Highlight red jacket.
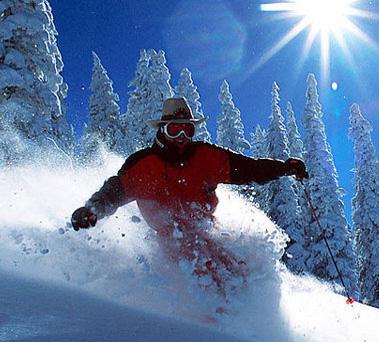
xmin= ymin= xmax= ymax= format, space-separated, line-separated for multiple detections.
xmin=86 ymin=141 xmax=288 ymax=237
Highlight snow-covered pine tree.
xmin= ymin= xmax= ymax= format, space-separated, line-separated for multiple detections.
xmin=286 ymin=101 xmax=303 ymax=159
xmin=81 ymin=52 xmax=123 ymax=162
xmin=302 ymin=73 xmax=357 ymax=294
xmin=249 ymin=125 xmax=269 ymax=212
xmin=44 ymin=1 xmax=75 ymax=159
xmin=0 ymin=115 xmax=25 ymax=166
xmin=251 ymin=125 xmax=267 ymax=158
xmin=0 ymin=0 xmax=75 ymax=164
xmin=217 ymin=80 xmax=250 ymax=153
xmin=123 ymin=49 xmax=174 ymax=153
xmin=144 ymin=49 xmax=174 ymax=146
xmin=349 ymin=103 xmax=379 ymax=307
xmin=286 ymin=101 xmax=311 ymax=246
xmin=121 ymin=49 xmax=151 ymax=155
xmin=49 ymin=69 xmax=76 ymax=161
xmin=266 ymin=82 xmax=289 ymax=162
xmin=265 ymin=82 xmax=306 ymax=273
xmin=175 ymin=68 xmax=211 ymax=142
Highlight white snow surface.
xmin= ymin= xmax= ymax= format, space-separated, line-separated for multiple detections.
xmin=0 ymin=152 xmax=378 ymax=341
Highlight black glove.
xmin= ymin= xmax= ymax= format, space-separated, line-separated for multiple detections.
xmin=71 ymin=207 xmax=97 ymax=231
xmin=284 ymin=158 xmax=309 ymax=181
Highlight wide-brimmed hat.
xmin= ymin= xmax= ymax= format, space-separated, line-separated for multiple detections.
xmin=147 ymin=97 xmax=207 ymax=128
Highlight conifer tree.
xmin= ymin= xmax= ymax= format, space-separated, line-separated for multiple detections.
xmin=266 ymin=83 xmax=289 ymax=161
xmin=250 ymin=125 xmax=269 ymax=211
xmin=175 ymin=68 xmax=211 ymax=142
xmin=265 ymin=82 xmax=306 ymax=273
xmin=302 ymin=74 xmax=357 ymax=293
xmin=0 ymin=0 xmax=74 ymax=164
xmin=286 ymin=101 xmax=303 ymax=159
xmin=0 ymin=116 xmax=25 ymax=165
xmin=144 ymin=49 xmax=174 ymax=146
xmin=217 ymin=80 xmax=250 ymax=153
xmin=123 ymin=49 xmax=174 ymax=152
xmin=122 ymin=49 xmax=151 ymax=154
xmin=81 ymin=52 xmax=123 ymax=161
xmin=286 ymin=101 xmax=310 ymax=233
xmin=349 ymin=103 xmax=379 ymax=307
xmin=44 ymin=0 xmax=75 ymax=157
xmin=251 ymin=125 xmax=267 ymax=158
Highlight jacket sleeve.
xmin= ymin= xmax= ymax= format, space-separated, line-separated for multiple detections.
xmin=84 ymin=148 xmax=151 ymax=219
xmin=85 ymin=175 xmax=129 ymax=220
xmin=228 ymin=150 xmax=289 ymax=185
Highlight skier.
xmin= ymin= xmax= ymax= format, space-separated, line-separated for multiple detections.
xmin=71 ymin=97 xmax=308 ymax=295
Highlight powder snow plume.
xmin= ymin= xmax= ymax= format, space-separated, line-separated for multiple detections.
xmin=0 ymin=153 xmax=378 ymax=341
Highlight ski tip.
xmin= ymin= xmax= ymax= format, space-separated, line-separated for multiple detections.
xmin=346 ymin=297 xmax=355 ymax=305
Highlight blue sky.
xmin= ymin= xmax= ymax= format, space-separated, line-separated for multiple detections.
xmin=49 ymin=0 xmax=379 ymax=220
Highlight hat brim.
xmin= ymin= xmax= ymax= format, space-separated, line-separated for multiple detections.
xmin=147 ymin=116 xmax=208 ymax=129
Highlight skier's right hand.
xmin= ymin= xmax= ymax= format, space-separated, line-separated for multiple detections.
xmin=284 ymin=158 xmax=309 ymax=181
xmin=71 ymin=207 xmax=97 ymax=231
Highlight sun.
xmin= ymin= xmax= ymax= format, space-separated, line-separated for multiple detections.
xmin=253 ymin=0 xmax=379 ymax=84
xmin=293 ymin=0 xmax=354 ymax=31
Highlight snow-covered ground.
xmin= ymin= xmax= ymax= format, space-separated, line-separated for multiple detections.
xmin=0 ymin=153 xmax=378 ymax=341
xmin=0 ymin=271 xmax=242 ymax=342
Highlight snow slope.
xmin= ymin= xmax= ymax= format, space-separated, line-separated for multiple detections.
xmin=0 ymin=153 xmax=378 ymax=341
xmin=0 ymin=271 xmax=241 ymax=342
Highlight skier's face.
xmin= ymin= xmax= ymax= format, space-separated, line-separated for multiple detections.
xmin=161 ymin=122 xmax=195 ymax=153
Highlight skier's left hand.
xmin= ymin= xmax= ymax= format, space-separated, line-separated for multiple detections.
xmin=71 ymin=207 xmax=97 ymax=231
xmin=284 ymin=158 xmax=309 ymax=181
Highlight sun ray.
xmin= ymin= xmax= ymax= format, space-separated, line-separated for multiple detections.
xmin=331 ymin=25 xmax=367 ymax=96
xmin=260 ymin=3 xmax=297 ymax=12
xmin=346 ymin=8 xmax=379 ymax=20
xmin=248 ymin=17 xmax=310 ymax=75
xmin=293 ymin=25 xmax=318 ymax=79
xmin=320 ymin=29 xmax=331 ymax=85
xmin=302 ymin=25 xmax=318 ymax=58
xmin=341 ymin=18 xmax=379 ymax=53
xmin=261 ymin=11 xmax=299 ymax=23
xmin=330 ymin=26 xmax=357 ymax=70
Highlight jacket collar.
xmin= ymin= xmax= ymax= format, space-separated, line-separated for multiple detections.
xmin=153 ymin=134 xmax=196 ymax=165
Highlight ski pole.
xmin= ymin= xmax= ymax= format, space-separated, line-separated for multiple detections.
xmin=299 ymin=180 xmax=355 ymax=305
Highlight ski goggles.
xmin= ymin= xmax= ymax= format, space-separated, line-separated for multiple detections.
xmin=161 ymin=122 xmax=195 ymax=139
